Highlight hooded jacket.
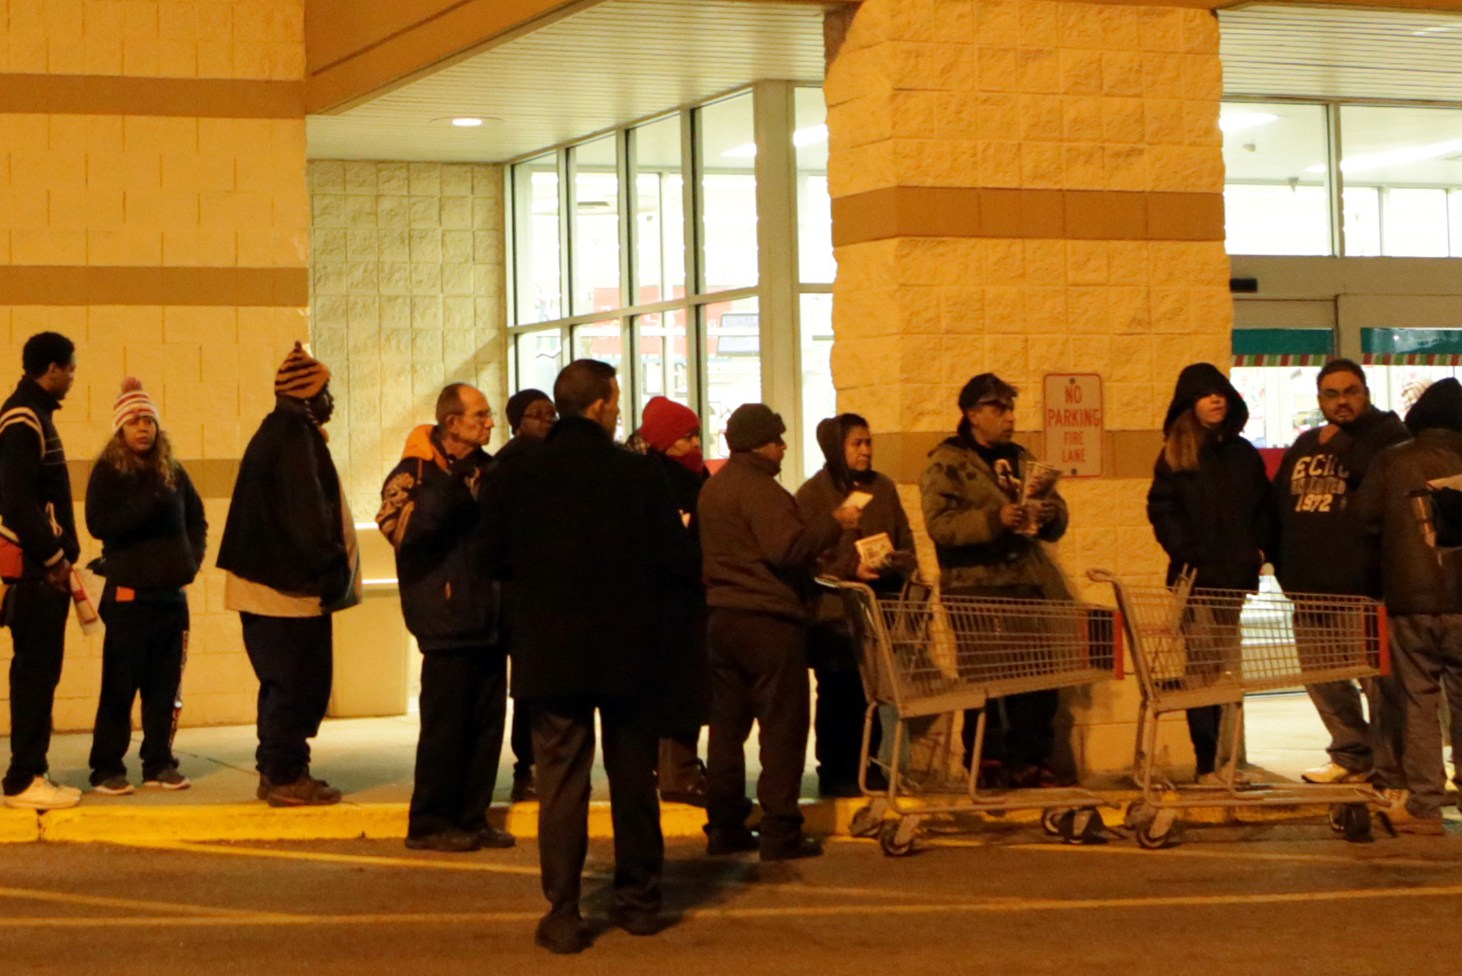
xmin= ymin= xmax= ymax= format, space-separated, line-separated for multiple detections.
xmin=1356 ymin=379 xmax=1462 ymax=615
xmin=919 ymin=432 xmax=1071 ymax=599
xmin=1271 ymin=405 xmax=1410 ymax=596
xmin=795 ymin=416 xmax=914 ymax=586
xmin=377 ymin=424 xmax=497 ymax=651
xmin=0 ymin=377 xmax=79 ymax=578
xmin=1146 ymin=363 xmax=1271 ymax=589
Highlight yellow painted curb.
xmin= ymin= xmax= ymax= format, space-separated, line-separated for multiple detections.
xmin=15 ymin=793 xmax=1331 ymax=845
xmin=0 ymin=808 xmax=40 ymax=842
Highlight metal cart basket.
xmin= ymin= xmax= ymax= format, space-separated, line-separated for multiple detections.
xmin=1088 ymin=568 xmax=1390 ymax=847
xmin=824 ymin=578 xmax=1123 ymax=855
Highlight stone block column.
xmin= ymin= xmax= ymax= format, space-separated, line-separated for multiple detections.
xmin=825 ymin=0 xmax=1232 ymax=777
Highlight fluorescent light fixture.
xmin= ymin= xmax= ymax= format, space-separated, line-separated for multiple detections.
xmin=720 ymin=125 xmax=829 ymax=159
xmin=1219 ymin=111 xmax=1278 ymax=134
xmin=451 ymin=117 xmax=485 ymax=127
xmin=1304 ymin=136 xmax=1462 ymax=175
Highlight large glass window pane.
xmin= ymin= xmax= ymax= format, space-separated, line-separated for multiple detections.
xmin=698 ymin=93 xmax=758 ymax=293
xmin=571 ymin=137 xmax=622 ymax=315
xmin=1222 ymin=102 xmax=1332 ymax=255
xmin=512 ymin=155 xmax=562 ymax=324
xmin=795 ymin=88 xmax=833 ymax=285
xmin=1342 ymin=187 xmax=1381 ymax=257
xmin=799 ymin=292 xmax=836 ymax=480
xmin=1452 ymin=191 xmax=1462 ymax=256
xmin=572 ymin=319 xmax=626 ymax=438
xmin=515 ymin=330 xmax=563 ymax=398
xmin=703 ymin=296 xmax=761 ymax=460
xmin=634 ymin=308 xmax=690 ymax=418
xmin=633 ymin=116 xmax=686 ymax=306
xmin=1340 ymin=106 xmax=1462 ymax=258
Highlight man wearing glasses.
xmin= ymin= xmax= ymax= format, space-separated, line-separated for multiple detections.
xmin=1270 ymin=360 xmax=1410 ymax=788
xmin=378 ymin=383 xmax=515 ymax=853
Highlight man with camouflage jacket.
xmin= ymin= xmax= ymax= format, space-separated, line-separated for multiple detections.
xmin=919 ymin=373 xmax=1071 ymax=788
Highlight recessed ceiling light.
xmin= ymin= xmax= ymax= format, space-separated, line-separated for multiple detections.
xmin=451 ymin=117 xmax=485 ymax=128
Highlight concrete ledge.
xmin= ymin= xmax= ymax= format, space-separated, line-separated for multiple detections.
xmin=11 ymin=794 xmax=1340 ymax=845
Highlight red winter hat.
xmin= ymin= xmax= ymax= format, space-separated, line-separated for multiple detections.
xmin=640 ymin=396 xmax=700 ymax=453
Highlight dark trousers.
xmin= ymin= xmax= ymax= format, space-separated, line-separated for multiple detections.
xmin=240 ymin=612 xmax=333 ymax=785
xmin=408 ymin=648 xmax=508 ymax=838
xmin=960 ymin=690 xmax=1060 ymax=769
xmin=510 ymin=698 xmax=534 ymax=780
xmin=1187 ymin=705 xmax=1222 ymax=775
xmin=88 ymin=595 xmax=188 ymax=784
xmin=658 ymin=732 xmax=703 ymax=792
xmin=533 ymin=700 xmax=662 ymax=919
xmin=3 ymin=579 xmax=69 ymax=795
xmin=814 ymin=667 xmax=880 ymax=786
xmin=705 ymin=608 xmax=810 ymax=851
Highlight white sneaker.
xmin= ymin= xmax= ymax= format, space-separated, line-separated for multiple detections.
xmin=1302 ymin=762 xmax=1373 ymax=784
xmin=1197 ymin=769 xmax=1253 ymax=788
xmin=3 ymin=776 xmax=81 ymax=810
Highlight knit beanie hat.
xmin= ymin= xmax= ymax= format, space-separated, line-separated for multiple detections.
xmin=275 ymin=342 xmax=331 ymax=400
xmin=505 ymin=388 xmax=552 ymax=433
xmin=113 ymin=376 xmax=160 ymax=432
xmin=725 ymin=403 xmax=786 ymax=452
xmin=639 ymin=396 xmax=700 ymax=453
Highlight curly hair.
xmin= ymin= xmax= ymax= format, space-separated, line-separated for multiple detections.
xmin=97 ymin=426 xmax=178 ymax=487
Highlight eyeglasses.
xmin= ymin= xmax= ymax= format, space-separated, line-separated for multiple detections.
xmin=522 ymin=407 xmax=558 ymax=422
xmin=1318 ymin=387 xmax=1365 ymax=401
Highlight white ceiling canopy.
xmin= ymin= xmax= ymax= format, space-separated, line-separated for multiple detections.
xmin=1221 ymin=4 xmax=1462 ymax=103
xmin=307 ymin=0 xmax=828 ymax=163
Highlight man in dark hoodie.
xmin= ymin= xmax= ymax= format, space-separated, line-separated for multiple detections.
xmin=796 ymin=413 xmax=914 ymax=797
xmin=217 ymin=343 xmax=359 ymax=808
xmin=1271 ymin=360 xmax=1410 ymax=788
xmin=1147 ymin=362 xmax=1270 ymax=784
xmin=1357 ymin=377 xmax=1462 ymax=834
xmin=377 ymin=383 xmax=514 ymax=853
xmin=699 ymin=403 xmax=860 ymax=859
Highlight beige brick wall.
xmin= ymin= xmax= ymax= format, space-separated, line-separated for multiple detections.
xmin=307 ymin=160 xmax=507 ymax=521
xmin=0 ymin=0 xmax=309 ymax=733
xmin=827 ymin=0 xmax=1232 ymax=776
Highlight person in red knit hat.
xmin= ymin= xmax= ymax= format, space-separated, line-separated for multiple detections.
xmin=629 ymin=396 xmax=711 ymax=805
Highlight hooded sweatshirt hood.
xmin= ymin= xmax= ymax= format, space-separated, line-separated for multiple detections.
xmin=816 ymin=415 xmax=877 ymax=495
xmin=400 ymin=423 xmax=450 ymax=471
xmin=1162 ymin=362 xmax=1249 ymax=437
xmin=1405 ymin=377 xmax=1462 ymax=435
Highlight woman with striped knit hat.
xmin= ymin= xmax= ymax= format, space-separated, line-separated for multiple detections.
xmin=85 ymin=377 xmax=206 ymax=795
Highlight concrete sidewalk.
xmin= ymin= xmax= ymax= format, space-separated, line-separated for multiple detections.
xmin=0 ymin=694 xmax=1374 ymax=843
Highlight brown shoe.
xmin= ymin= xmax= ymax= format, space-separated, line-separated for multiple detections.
xmin=266 ymin=775 xmax=342 ymax=808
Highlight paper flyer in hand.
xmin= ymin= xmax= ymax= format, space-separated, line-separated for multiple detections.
xmin=855 ymin=532 xmax=894 ymax=570
xmin=1020 ymin=461 xmax=1062 ymax=505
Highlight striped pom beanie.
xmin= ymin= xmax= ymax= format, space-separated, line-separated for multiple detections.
xmin=275 ymin=342 xmax=331 ymax=400
xmin=113 ymin=376 xmax=160 ymax=432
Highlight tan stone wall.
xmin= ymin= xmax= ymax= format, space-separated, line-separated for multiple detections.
xmin=826 ymin=0 xmax=1233 ymax=776
xmin=306 ymin=160 xmax=507 ymax=522
xmin=0 ymin=1 xmax=310 ymax=733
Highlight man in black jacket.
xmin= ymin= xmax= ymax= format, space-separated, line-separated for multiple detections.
xmin=217 ymin=343 xmax=358 ymax=808
xmin=0 ymin=332 xmax=82 ymax=811
xmin=483 ymin=359 xmax=693 ymax=955
xmin=378 ymin=383 xmax=514 ymax=853
xmin=1357 ymin=378 xmax=1462 ymax=834
xmin=698 ymin=404 xmax=858 ymax=860
xmin=1271 ymin=360 xmax=1410 ymax=788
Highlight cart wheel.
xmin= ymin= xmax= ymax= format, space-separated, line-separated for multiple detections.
xmin=1058 ymin=808 xmax=1108 ymax=846
xmin=849 ymin=802 xmax=884 ymax=839
xmin=1124 ymin=801 xmax=1156 ymax=832
xmin=1134 ymin=809 xmax=1178 ymax=850
xmin=1340 ymin=803 xmax=1373 ymax=844
xmin=1327 ymin=804 xmax=1347 ymax=834
xmin=879 ymin=819 xmax=917 ymax=857
xmin=1041 ymin=808 xmax=1068 ymax=836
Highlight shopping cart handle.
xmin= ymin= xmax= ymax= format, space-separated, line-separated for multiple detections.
xmin=1086 ymin=568 xmax=1117 ymax=583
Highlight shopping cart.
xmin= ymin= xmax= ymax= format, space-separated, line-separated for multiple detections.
xmin=823 ymin=578 xmax=1124 ymax=855
xmin=1088 ymin=568 xmax=1390 ymax=848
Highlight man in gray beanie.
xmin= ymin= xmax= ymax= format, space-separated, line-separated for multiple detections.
xmin=697 ymin=403 xmax=861 ymax=860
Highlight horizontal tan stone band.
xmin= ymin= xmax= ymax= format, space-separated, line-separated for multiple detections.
xmin=832 ymin=187 xmax=1224 ymax=247
xmin=0 ymin=268 xmax=309 ymax=307
xmin=875 ymin=429 xmax=1164 ymax=485
xmin=0 ymin=75 xmax=304 ymax=118
xmin=66 ymin=458 xmax=241 ymax=500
